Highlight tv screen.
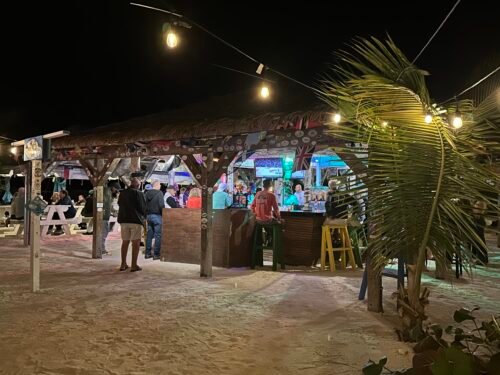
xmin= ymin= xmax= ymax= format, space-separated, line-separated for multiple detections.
xmin=255 ymin=158 xmax=283 ymax=178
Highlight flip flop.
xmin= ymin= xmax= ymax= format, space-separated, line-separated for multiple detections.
xmin=119 ymin=265 xmax=129 ymax=271
xmin=130 ymin=266 xmax=142 ymax=272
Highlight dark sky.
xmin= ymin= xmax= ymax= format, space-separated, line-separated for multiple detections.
xmin=1 ymin=0 xmax=498 ymax=141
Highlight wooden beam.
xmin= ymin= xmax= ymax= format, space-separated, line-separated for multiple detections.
xmin=52 ymin=127 xmax=329 ymax=161
xmin=200 ymin=152 xmax=214 ymax=277
xmin=96 ymin=158 xmax=120 ymax=186
xmin=30 ymin=160 xmax=43 ymax=292
xmin=143 ymin=159 xmax=160 ymax=181
xmin=208 ymin=152 xmax=238 ymax=187
xmin=183 ymin=155 xmax=202 ymax=187
xmin=43 ymin=161 xmax=58 ymax=178
xmin=79 ymin=159 xmax=98 ymax=186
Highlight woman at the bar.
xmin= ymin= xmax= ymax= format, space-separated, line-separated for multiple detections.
xmin=186 ymin=187 xmax=202 ymax=208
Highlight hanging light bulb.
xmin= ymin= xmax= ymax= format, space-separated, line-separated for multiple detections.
xmin=424 ymin=114 xmax=433 ymax=124
xmin=452 ymin=111 xmax=463 ymax=129
xmin=332 ymin=113 xmax=341 ymax=124
xmin=166 ymin=30 xmax=179 ymax=48
xmin=260 ymin=85 xmax=270 ymax=99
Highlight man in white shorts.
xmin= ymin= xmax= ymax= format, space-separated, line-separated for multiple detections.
xmin=117 ymin=177 xmax=146 ymax=272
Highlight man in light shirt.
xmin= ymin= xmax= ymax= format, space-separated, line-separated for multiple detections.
xmin=212 ymin=183 xmax=232 ymax=209
xmin=294 ymin=184 xmax=305 ymax=206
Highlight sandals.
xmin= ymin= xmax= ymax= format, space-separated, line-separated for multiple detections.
xmin=119 ymin=264 xmax=129 ymax=271
xmin=130 ymin=266 xmax=142 ymax=272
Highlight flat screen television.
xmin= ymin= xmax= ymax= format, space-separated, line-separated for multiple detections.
xmin=254 ymin=158 xmax=283 ymax=178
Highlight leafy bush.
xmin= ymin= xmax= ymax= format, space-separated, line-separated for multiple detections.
xmin=363 ymin=308 xmax=500 ymax=375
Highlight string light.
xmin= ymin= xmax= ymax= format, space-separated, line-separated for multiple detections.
xmin=452 ymin=111 xmax=463 ymax=129
xmin=166 ymin=30 xmax=179 ymax=48
xmin=260 ymin=85 xmax=270 ymax=99
xmin=332 ymin=113 xmax=341 ymax=124
xmin=424 ymin=114 xmax=433 ymax=124
xmin=382 ymin=121 xmax=388 ymax=128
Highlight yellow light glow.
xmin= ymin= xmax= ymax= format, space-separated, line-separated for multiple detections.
xmin=10 ymin=147 xmax=17 ymax=155
xmin=166 ymin=32 xmax=179 ymax=48
xmin=260 ymin=86 xmax=270 ymax=99
xmin=452 ymin=115 xmax=463 ymax=129
xmin=424 ymin=114 xmax=433 ymax=124
xmin=333 ymin=113 xmax=341 ymax=124
xmin=382 ymin=121 xmax=388 ymax=127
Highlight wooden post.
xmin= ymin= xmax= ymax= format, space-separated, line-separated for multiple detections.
xmin=200 ymin=152 xmax=213 ymax=277
xmin=80 ymin=158 xmax=120 ymax=259
xmin=24 ymin=167 xmax=32 ymax=247
xmin=92 ymin=185 xmax=104 ymax=259
xmin=30 ymin=160 xmax=43 ymax=292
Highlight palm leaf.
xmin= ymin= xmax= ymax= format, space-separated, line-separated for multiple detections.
xmin=319 ymin=37 xmax=500 ymax=301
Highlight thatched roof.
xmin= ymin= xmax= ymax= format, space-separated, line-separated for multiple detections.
xmin=53 ymin=90 xmax=328 ymax=149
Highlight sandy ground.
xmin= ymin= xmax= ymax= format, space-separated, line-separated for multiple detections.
xmin=0 ymin=231 xmax=498 ymax=375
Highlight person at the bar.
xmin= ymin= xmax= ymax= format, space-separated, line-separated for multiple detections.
xmin=294 ymin=183 xmax=305 ymax=206
xmin=212 ymin=183 xmax=232 ymax=209
xmin=231 ymin=182 xmax=248 ymax=208
xmin=251 ymin=179 xmax=281 ymax=223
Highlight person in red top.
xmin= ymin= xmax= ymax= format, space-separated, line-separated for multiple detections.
xmin=186 ymin=187 xmax=202 ymax=208
xmin=251 ymin=179 xmax=281 ymax=223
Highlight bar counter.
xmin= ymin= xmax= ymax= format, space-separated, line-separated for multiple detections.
xmin=161 ymin=208 xmax=325 ymax=268
xmin=161 ymin=208 xmax=255 ymax=267
xmin=280 ymin=210 xmax=324 ymax=266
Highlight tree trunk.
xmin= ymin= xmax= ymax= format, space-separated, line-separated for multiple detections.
xmin=366 ymin=249 xmax=383 ymax=312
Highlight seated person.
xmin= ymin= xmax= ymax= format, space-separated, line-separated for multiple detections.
xmin=250 ymin=179 xmax=281 ymax=223
xmin=51 ymin=189 xmax=77 ymax=236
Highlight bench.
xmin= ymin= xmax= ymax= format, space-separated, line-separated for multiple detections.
xmin=40 ymin=205 xmax=82 ymax=236
xmin=358 ymin=256 xmax=406 ymax=300
xmin=0 ymin=219 xmax=24 ymax=238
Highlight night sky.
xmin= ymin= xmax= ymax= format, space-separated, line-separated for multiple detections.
xmin=1 ymin=0 xmax=498 ymax=141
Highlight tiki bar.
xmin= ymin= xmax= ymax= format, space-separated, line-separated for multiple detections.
xmin=30 ymin=92 xmax=365 ymax=274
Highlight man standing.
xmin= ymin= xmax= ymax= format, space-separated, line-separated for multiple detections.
xmin=294 ymin=183 xmax=305 ymax=206
xmin=251 ymin=179 xmax=281 ymax=223
xmin=118 ymin=177 xmax=146 ymax=272
xmin=164 ymin=184 xmax=179 ymax=208
xmin=144 ymin=180 xmax=165 ymax=260
xmin=212 ymin=183 xmax=232 ymax=209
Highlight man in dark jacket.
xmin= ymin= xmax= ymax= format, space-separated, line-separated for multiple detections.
xmin=118 ymin=178 xmax=146 ymax=272
xmin=144 ymin=180 xmax=165 ymax=260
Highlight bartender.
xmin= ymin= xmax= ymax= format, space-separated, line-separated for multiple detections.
xmin=294 ymin=184 xmax=305 ymax=206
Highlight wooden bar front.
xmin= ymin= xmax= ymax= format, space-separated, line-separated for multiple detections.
xmin=161 ymin=208 xmax=255 ymax=267
xmin=281 ymin=211 xmax=324 ymax=266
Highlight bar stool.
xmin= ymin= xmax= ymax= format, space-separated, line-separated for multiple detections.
xmin=251 ymin=221 xmax=285 ymax=271
xmin=321 ymin=224 xmax=357 ymax=271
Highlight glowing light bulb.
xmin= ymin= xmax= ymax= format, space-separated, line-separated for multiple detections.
xmin=424 ymin=114 xmax=433 ymax=124
xmin=382 ymin=121 xmax=388 ymax=127
xmin=333 ymin=113 xmax=341 ymax=124
xmin=10 ymin=147 xmax=17 ymax=155
xmin=452 ymin=114 xmax=463 ymax=129
xmin=166 ymin=32 xmax=179 ymax=48
xmin=260 ymin=86 xmax=270 ymax=99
